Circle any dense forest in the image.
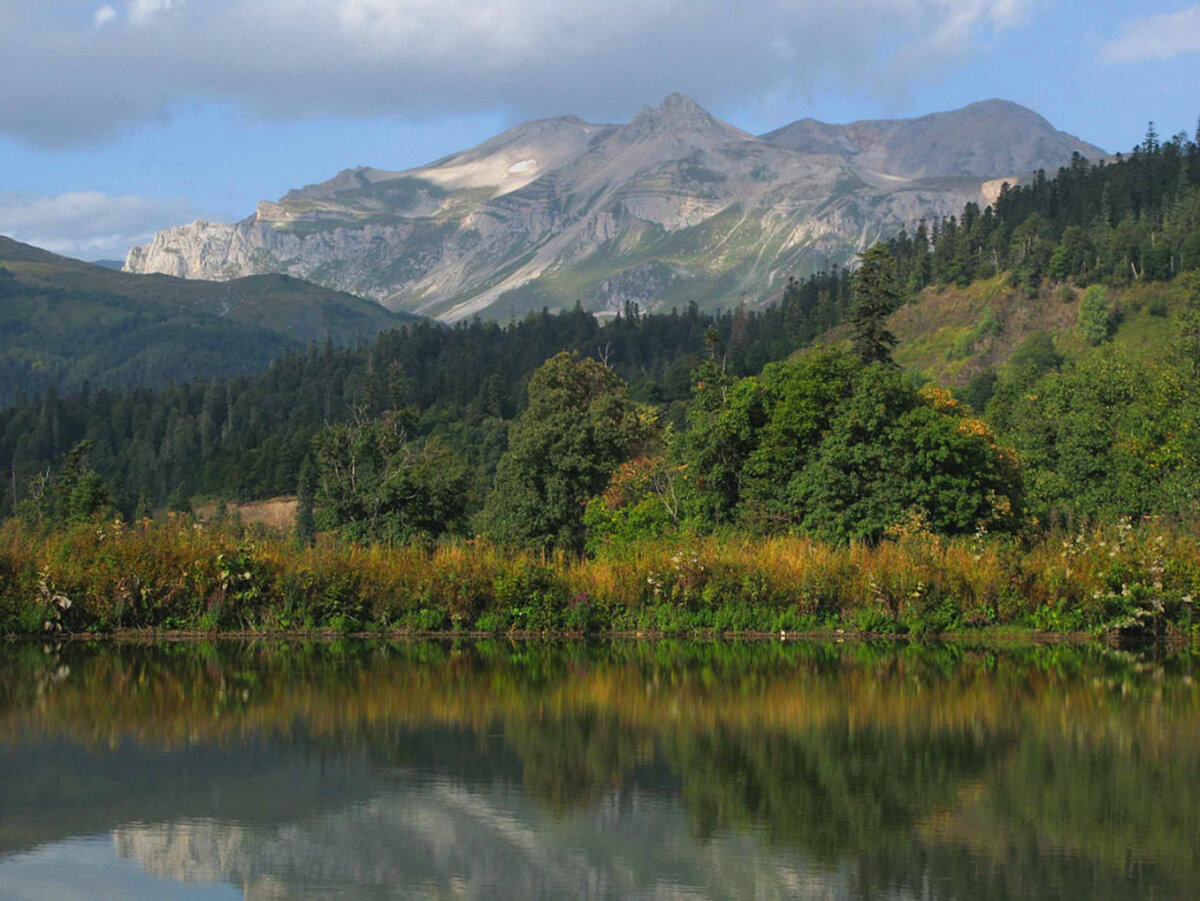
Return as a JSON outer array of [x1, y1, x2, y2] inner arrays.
[[0, 274, 855, 521], [884, 123, 1200, 293]]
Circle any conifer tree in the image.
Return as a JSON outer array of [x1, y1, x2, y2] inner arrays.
[[850, 245, 901, 365]]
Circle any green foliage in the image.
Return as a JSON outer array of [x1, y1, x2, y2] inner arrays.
[[671, 357, 766, 526], [792, 367, 1020, 542], [54, 441, 112, 524], [883, 129, 1200, 296], [1009, 331, 1065, 374], [988, 351, 1200, 523], [1077, 284, 1112, 344], [661, 349, 1020, 543], [480, 353, 657, 552], [293, 456, 316, 547], [583, 455, 681, 553], [11, 440, 112, 528], [166, 485, 192, 515], [0, 236, 410, 407], [850, 245, 901, 364], [3, 517, 1198, 638], [957, 369, 998, 412], [1176, 271, 1200, 375], [0, 301, 804, 520], [736, 348, 861, 529], [311, 413, 476, 545]]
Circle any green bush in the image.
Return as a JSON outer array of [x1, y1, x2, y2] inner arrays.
[[1077, 285, 1111, 344]]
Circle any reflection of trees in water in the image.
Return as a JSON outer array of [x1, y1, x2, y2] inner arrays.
[[504, 711, 657, 812], [500, 710, 1197, 899], [1, 640, 1197, 899], [664, 724, 1001, 849]]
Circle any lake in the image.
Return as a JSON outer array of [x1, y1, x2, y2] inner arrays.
[[0, 640, 1196, 899]]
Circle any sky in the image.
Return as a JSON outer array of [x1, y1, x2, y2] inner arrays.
[[1, 1, 1200, 260]]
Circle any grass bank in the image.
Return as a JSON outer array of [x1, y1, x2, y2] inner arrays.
[[1, 516, 1197, 639]]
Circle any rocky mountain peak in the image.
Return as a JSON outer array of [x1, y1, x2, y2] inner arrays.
[[762, 100, 1105, 179], [623, 93, 742, 141], [125, 97, 1106, 322]]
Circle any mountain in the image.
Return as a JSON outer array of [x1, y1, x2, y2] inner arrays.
[[0, 236, 413, 405], [762, 99, 1104, 179], [125, 96, 1105, 322]]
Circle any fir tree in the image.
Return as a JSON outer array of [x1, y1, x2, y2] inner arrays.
[[850, 245, 901, 365]]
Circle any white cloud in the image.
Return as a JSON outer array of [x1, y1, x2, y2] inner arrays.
[[93, 4, 117, 26], [127, 0, 174, 25], [0, 191, 202, 260], [1100, 5, 1200, 64], [2, 0, 1034, 147]]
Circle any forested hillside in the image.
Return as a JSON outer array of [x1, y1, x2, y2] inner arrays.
[[882, 123, 1200, 293], [0, 237, 412, 405], [0, 287, 842, 517]]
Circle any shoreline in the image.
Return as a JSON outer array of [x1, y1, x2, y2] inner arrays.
[[1, 626, 1161, 645]]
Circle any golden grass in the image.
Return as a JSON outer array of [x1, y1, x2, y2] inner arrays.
[[1, 516, 1197, 638], [194, 496, 298, 531]]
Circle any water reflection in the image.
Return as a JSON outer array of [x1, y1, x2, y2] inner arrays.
[[0, 640, 1196, 899]]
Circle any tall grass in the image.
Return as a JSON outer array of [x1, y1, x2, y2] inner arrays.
[[1, 515, 1197, 638]]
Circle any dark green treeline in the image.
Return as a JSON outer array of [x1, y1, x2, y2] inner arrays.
[[0, 277, 849, 519], [885, 123, 1200, 294]]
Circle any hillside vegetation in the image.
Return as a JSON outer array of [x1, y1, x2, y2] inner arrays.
[[0, 237, 411, 405]]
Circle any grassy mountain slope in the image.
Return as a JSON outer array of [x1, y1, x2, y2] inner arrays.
[[0, 236, 413, 405], [885, 275, 1181, 387]]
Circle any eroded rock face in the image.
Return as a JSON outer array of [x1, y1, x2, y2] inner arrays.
[[126, 96, 1104, 321]]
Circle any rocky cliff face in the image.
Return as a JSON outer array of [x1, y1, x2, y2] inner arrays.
[[126, 96, 1105, 321]]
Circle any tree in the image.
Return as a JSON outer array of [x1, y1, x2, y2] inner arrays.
[[166, 485, 192, 515], [672, 359, 765, 527], [1077, 285, 1111, 345], [850, 245, 901, 364], [294, 456, 316, 547], [54, 441, 111, 523], [311, 412, 475, 545], [1176, 271, 1200, 377], [792, 367, 1021, 542], [737, 348, 861, 529], [479, 353, 656, 552]]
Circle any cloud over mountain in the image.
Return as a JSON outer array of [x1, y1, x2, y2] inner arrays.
[[0, 190, 201, 259], [3, 0, 1030, 147]]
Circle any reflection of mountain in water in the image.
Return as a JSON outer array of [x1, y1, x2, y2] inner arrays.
[[113, 782, 839, 900]]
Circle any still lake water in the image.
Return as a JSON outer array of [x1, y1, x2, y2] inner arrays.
[[0, 639, 1196, 900]]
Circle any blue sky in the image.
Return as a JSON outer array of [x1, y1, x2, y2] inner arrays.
[[1, 0, 1199, 260]]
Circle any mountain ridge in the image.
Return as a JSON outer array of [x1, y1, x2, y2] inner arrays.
[[0, 235, 413, 404], [125, 96, 1105, 321]]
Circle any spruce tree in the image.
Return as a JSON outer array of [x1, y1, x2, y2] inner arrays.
[[850, 245, 901, 365]]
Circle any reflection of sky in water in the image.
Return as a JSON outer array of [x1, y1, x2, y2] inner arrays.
[[0, 836, 241, 900]]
